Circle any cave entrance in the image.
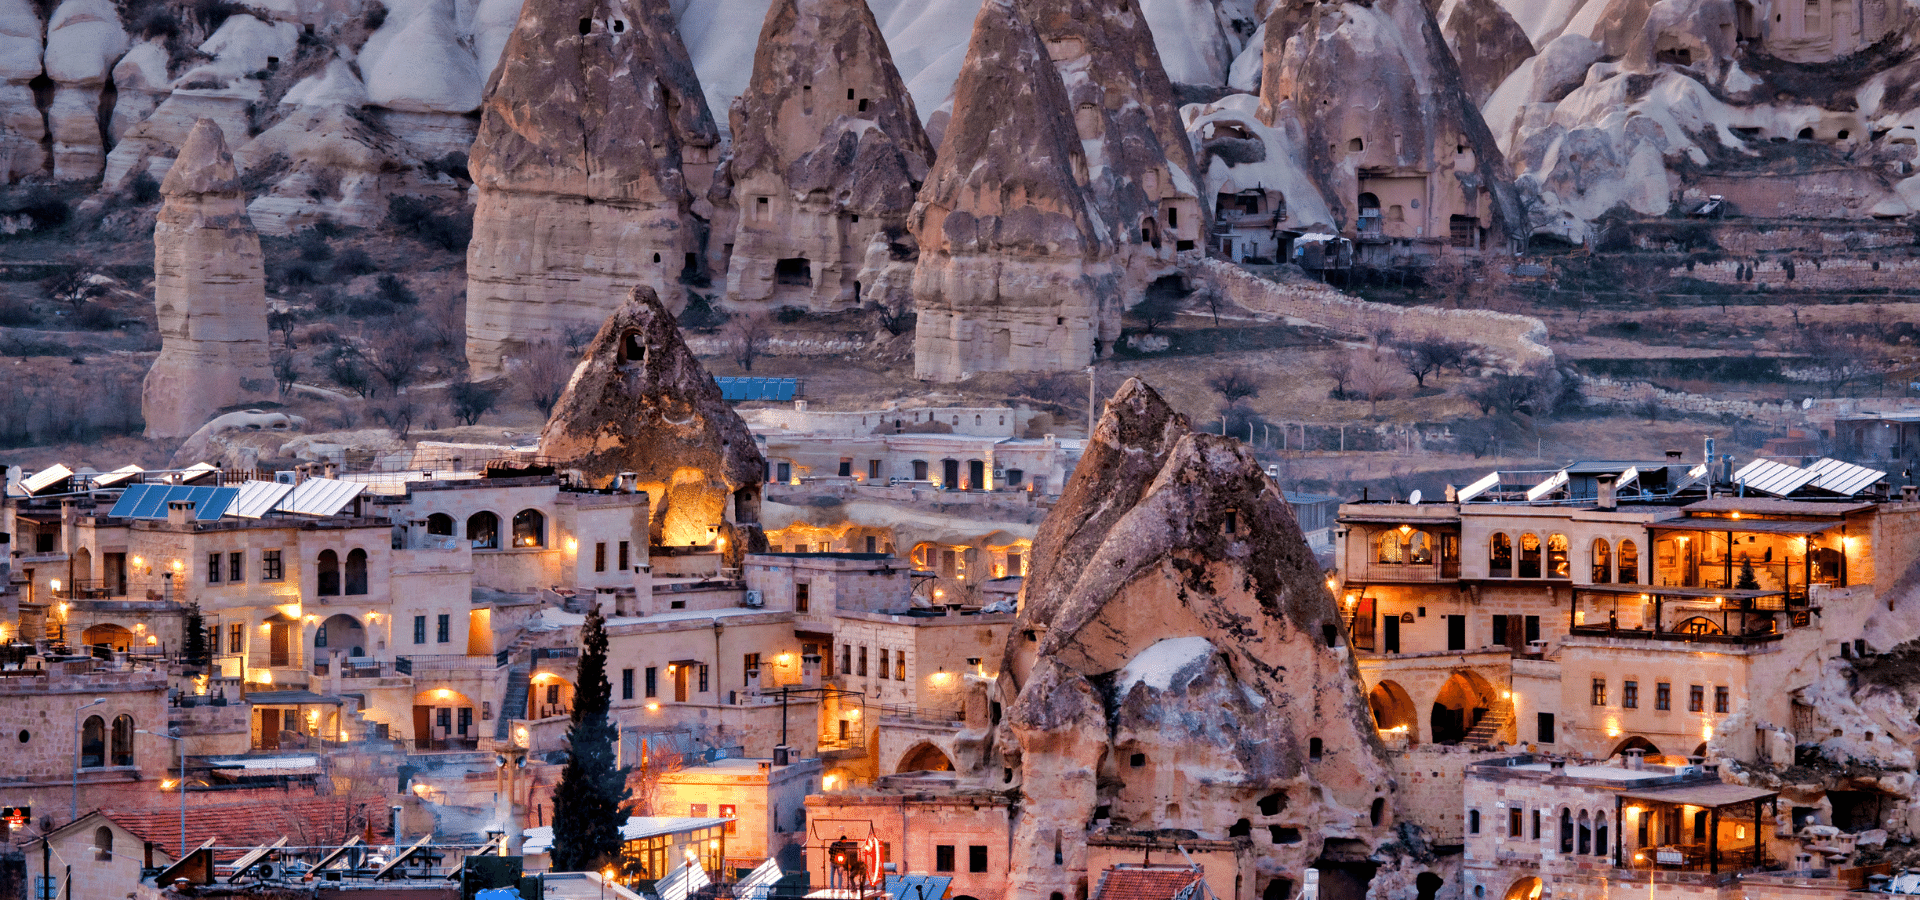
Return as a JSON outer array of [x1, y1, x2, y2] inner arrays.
[[1416, 873, 1444, 900], [1311, 856, 1376, 900], [1368, 680, 1420, 744], [775, 257, 813, 287], [1430, 670, 1497, 745], [1827, 790, 1886, 832]]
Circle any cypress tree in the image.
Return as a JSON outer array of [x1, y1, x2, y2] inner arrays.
[[181, 603, 211, 671], [548, 606, 629, 872], [1736, 556, 1760, 591]]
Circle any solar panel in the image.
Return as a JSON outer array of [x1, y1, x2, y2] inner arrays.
[[715, 377, 799, 402], [738, 859, 783, 900], [108, 483, 156, 517], [1457, 471, 1501, 502], [1526, 470, 1569, 502], [92, 465, 142, 488], [228, 480, 294, 518], [1733, 459, 1817, 497], [131, 484, 176, 518], [175, 462, 218, 484], [1806, 458, 1886, 497], [196, 486, 239, 521], [18, 464, 72, 496], [280, 478, 366, 516]]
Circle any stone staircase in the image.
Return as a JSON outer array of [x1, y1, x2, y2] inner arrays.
[[494, 631, 538, 741], [1464, 700, 1513, 746]]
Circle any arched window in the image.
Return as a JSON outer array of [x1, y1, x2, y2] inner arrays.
[[1408, 531, 1433, 565], [1595, 812, 1609, 857], [94, 826, 113, 861], [1490, 534, 1512, 577], [1577, 811, 1591, 855], [111, 715, 133, 766], [1519, 534, 1542, 578], [1547, 534, 1570, 579], [1377, 532, 1404, 565], [1618, 540, 1640, 584], [1559, 808, 1572, 853], [468, 512, 499, 550], [317, 549, 340, 596], [81, 715, 105, 768], [512, 510, 546, 548], [315, 623, 328, 647], [1592, 539, 1613, 583], [345, 549, 368, 595], [426, 514, 454, 536]]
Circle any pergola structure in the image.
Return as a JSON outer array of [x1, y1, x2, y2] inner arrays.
[[1613, 780, 1778, 874]]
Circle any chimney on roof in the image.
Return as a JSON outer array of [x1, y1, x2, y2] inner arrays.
[[166, 499, 195, 526], [144, 841, 156, 870], [1904, 485, 1918, 502], [1666, 450, 1683, 462], [1623, 747, 1645, 770], [1596, 474, 1618, 511], [323, 461, 339, 480]]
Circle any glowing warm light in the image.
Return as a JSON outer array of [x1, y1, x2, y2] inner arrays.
[[709, 840, 720, 849], [1501, 690, 1512, 700], [278, 603, 302, 619], [367, 612, 380, 621], [777, 653, 792, 664], [930, 671, 953, 686], [133, 623, 144, 632], [603, 868, 617, 883], [145, 636, 157, 645], [1325, 578, 1337, 593], [1736, 825, 1746, 839], [304, 615, 318, 623], [170, 559, 183, 572], [161, 780, 176, 790], [1398, 523, 1412, 537], [49, 579, 60, 593], [514, 727, 529, 743], [934, 589, 945, 600], [1714, 597, 1725, 606], [1703, 724, 1714, 741], [57, 602, 69, 616], [717, 536, 727, 549], [823, 774, 838, 788], [565, 538, 579, 552], [1606, 724, 1621, 738], [131, 556, 144, 568], [435, 688, 453, 700], [259, 670, 273, 685], [1730, 511, 1741, 519], [667, 664, 677, 674], [646, 702, 660, 711]]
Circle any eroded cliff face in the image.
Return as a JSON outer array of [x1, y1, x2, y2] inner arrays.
[[141, 118, 275, 441], [722, 0, 934, 312], [537, 286, 766, 553], [464, 0, 720, 376], [988, 379, 1400, 900], [909, 0, 1118, 383], [1258, 0, 1521, 241]]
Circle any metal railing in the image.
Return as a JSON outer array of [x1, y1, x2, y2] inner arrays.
[[875, 704, 962, 725]]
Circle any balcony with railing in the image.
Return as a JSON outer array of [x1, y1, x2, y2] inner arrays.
[[1568, 585, 1794, 645]]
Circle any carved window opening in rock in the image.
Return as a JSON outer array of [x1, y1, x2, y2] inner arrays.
[[1075, 103, 1102, 135], [1357, 193, 1382, 234], [617, 330, 648, 368], [1270, 826, 1300, 844], [1517, 533, 1541, 578], [578, 17, 591, 34], [754, 197, 770, 221], [1559, 808, 1573, 852], [1594, 813, 1608, 856], [1546, 533, 1570, 579], [968, 460, 985, 490], [652, 253, 661, 264], [1348, 138, 1365, 152], [1321, 622, 1337, 647], [1387, 205, 1404, 223], [1592, 538, 1613, 583], [942, 459, 960, 488], [1798, 127, 1815, 140], [611, 18, 625, 33], [858, 98, 869, 113], [427, 514, 454, 536], [1052, 835, 1063, 865], [775, 258, 813, 287], [1655, 45, 1693, 65], [1257, 791, 1287, 816], [1469, 810, 1480, 834], [1805, 0, 1824, 33], [1308, 737, 1322, 760], [1371, 798, 1386, 827], [318, 549, 341, 596], [1263, 879, 1294, 900], [468, 511, 500, 550], [1576, 811, 1590, 854], [1431, 670, 1498, 745], [1140, 217, 1161, 248], [1618, 540, 1639, 583], [1128, 752, 1145, 768]]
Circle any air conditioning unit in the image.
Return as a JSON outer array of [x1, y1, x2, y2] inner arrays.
[[744, 590, 764, 608]]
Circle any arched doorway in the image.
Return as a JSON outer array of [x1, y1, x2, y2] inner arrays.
[[1503, 877, 1542, 900], [412, 688, 478, 750], [1368, 681, 1420, 744], [1609, 735, 1661, 758], [316, 614, 366, 658], [528, 675, 574, 720], [82, 624, 132, 653], [1431, 671, 1499, 745], [897, 743, 954, 773]]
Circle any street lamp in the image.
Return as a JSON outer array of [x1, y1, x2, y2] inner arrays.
[[70, 697, 105, 821], [137, 729, 187, 858]]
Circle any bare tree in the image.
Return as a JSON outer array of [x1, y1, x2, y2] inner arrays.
[[272, 350, 300, 398], [518, 340, 577, 413], [728, 311, 772, 373], [1350, 352, 1399, 417], [872, 296, 916, 336], [625, 739, 685, 817], [268, 309, 298, 349], [421, 291, 465, 354], [1206, 367, 1260, 404], [373, 396, 417, 439], [1394, 333, 1468, 388], [447, 380, 499, 426], [1324, 352, 1356, 400], [323, 346, 375, 398]]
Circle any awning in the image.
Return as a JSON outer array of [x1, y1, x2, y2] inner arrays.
[[1576, 585, 1782, 600], [1650, 517, 1845, 535], [1621, 782, 1777, 808], [244, 690, 343, 705], [208, 755, 323, 775]]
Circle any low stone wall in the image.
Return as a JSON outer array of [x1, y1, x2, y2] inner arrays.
[[1629, 219, 1916, 255], [1183, 255, 1554, 370], [1671, 255, 1920, 292], [1577, 375, 1806, 425]]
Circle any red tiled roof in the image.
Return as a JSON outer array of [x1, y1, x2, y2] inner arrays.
[[1093, 866, 1204, 900], [102, 794, 390, 861]]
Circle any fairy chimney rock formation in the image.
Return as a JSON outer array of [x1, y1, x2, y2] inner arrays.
[[537, 286, 767, 553], [141, 119, 276, 441], [465, 0, 719, 376], [910, 0, 1118, 383], [990, 378, 1399, 900], [1024, 0, 1205, 292], [724, 0, 934, 313]]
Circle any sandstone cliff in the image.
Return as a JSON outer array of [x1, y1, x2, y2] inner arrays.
[[991, 379, 1399, 900], [722, 0, 934, 312], [537, 286, 766, 555], [909, 0, 1118, 382], [464, 0, 720, 376], [141, 118, 276, 442]]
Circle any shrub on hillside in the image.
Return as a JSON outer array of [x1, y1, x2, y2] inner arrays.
[[387, 196, 471, 252]]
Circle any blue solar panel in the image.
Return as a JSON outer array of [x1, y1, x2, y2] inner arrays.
[[715, 377, 799, 402], [196, 487, 238, 520], [131, 485, 174, 518], [108, 483, 154, 518]]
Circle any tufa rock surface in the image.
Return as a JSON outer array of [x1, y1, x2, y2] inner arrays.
[[909, 0, 1118, 382], [141, 119, 277, 442], [537, 286, 767, 553], [721, 0, 935, 313], [464, 0, 720, 376], [989, 379, 1399, 900]]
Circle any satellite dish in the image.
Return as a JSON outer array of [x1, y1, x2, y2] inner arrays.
[[1803, 398, 1815, 409], [1408, 489, 1423, 505]]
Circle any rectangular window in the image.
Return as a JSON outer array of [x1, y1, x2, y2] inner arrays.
[[208, 552, 222, 584], [935, 845, 955, 872], [229, 552, 244, 583], [1689, 684, 1705, 712], [1447, 615, 1466, 651], [622, 668, 634, 700], [698, 664, 708, 693], [645, 667, 658, 698], [744, 653, 761, 684], [436, 614, 450, 643], [228, 623, 243, 655], [968, 846, 988, 873], [1655, 682, 1671, 710], [841, 645, 851, 675], [261, 550, 283, 581], [457, 707, 472, 735], [1531, 808, 1541, 840], [839, 459, 853, 477], [1591, 679, 1607, 706], [595, 543, 607, 573], [1524, 615, 1540, 644], [1492, 614, 1509, 647], [436, 708, 451, 729], [858, 646, 868, 677], [796, 583, 810, 614], [1469, 810, 1480, 834], [896, 650, 906, 681], [413, 616, 427, 645], [878, 649, 890, 680], [1509, 807, 1523, 837], [1623, 680, 1639, 709], [868, 460, 882, 480], [618, 541, 630, 571], [1715, 686, 1730, 713]]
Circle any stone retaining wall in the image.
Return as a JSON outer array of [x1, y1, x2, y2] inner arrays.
[[1577, 375, 1805, 425], [1672, 256, 1920, 292], [1183, 255, 1554, 370]]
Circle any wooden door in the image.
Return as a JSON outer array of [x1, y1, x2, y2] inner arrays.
[[269, 623, 290, 667], [674, 666, 689, 702], [260, 709, 281, 750], [412, 706, 431, 750]]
